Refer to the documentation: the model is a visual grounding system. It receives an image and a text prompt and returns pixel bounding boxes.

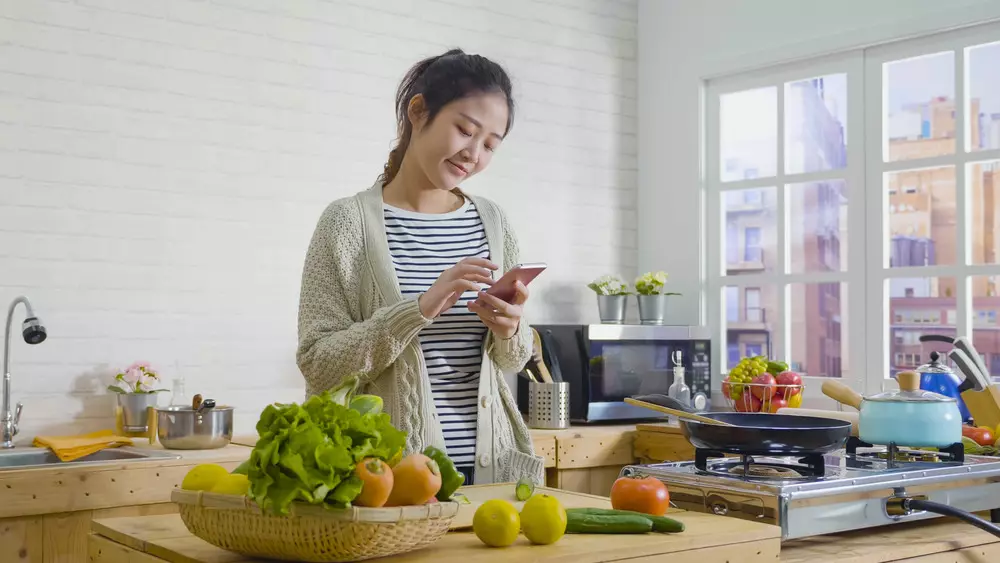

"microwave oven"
[517,324,712,424]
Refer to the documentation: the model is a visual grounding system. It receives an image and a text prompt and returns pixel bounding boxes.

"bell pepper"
[423,446,464,501]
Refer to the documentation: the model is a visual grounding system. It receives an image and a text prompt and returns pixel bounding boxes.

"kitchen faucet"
[3,296,47,448]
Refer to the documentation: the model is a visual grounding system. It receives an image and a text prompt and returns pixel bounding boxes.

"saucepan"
[146,394,233,450]
[822,370,962,447]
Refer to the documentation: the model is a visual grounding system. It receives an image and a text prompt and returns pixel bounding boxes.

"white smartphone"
[483,262,547,303]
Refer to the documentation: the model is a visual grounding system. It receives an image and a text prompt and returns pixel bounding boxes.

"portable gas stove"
[620,437,1000,540]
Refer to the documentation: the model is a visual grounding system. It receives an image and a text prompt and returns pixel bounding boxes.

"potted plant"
[108,361,167,433]
[587,275,631,324]
[634,271,681,325]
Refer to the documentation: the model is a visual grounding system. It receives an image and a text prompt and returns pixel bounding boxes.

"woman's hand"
[468,280,528,340]
[418,257,497,319]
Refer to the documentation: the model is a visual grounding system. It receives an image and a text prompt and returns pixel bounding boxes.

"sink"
[0,447,180,470]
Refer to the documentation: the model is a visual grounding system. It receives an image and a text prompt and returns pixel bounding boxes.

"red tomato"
[734,392,762,413]
[768,397,788,414]
[963,425,995,446]
[610,476,670,516]
[776,371,803,396]
[721,376,735,398]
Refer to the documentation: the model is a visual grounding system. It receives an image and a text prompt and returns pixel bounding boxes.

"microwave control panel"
[686,341,712,403]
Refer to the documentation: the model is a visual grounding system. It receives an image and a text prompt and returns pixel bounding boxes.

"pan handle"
[821,380,864,411]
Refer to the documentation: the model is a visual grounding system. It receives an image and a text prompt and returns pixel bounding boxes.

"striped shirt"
[384,199,489,467]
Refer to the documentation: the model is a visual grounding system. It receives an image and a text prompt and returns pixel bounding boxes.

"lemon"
[519,493,567,545]
[473,499,520,547]
[787,393,803,408]
[181,464,230,491]
[208,473,250,496]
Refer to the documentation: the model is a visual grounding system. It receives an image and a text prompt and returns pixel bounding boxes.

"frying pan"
[631,394,852,455]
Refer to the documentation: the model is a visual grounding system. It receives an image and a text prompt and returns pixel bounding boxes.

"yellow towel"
[33,429,134,462]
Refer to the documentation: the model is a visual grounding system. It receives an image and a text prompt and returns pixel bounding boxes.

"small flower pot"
[637,294,669,325]
[117,392,159,433]
[596,295,627,324]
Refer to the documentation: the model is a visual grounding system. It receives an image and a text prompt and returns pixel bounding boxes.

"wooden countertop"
[0,443,251,518]
[90,507,1000,562]
[90,484,782,563]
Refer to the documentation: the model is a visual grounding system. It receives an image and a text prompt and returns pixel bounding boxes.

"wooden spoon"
[624,397,732,426]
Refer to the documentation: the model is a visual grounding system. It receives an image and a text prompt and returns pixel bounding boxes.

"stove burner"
[726,464,804,479]
[694,448,826,480]
[845,437,965,467]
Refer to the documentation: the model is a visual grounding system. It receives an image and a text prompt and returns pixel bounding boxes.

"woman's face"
[408,92,509,190]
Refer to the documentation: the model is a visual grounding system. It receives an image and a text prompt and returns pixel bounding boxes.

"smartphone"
[483,262,547,303]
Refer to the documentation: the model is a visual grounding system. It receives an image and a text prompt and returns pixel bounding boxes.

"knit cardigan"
[296,182,544,485]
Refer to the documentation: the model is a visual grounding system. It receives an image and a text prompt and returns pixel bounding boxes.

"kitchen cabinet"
[0,444,250,562]
[633,422,693,463]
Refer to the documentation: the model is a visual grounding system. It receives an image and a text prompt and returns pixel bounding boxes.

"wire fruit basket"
[723,382,805,413]
[171,489,459,562]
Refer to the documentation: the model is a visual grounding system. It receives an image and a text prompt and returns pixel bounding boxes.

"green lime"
[516,477,535,501]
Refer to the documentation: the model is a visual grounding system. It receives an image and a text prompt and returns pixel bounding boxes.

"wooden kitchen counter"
[88,485,782,563]
[0,442,251,563]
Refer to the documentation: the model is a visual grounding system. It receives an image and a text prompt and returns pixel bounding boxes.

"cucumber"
[567,508,685,533]
[565,512,653,534]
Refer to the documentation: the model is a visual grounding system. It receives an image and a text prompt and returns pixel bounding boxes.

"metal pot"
[822,371,962,447]
[147,400,233,450]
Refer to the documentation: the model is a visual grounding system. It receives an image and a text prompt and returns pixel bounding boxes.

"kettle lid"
[916,350,954,374]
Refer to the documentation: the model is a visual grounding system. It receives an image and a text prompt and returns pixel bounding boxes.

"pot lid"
[915,351,954,374]
[867,370,956,403]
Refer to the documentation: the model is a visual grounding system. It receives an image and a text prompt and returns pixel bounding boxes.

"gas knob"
[711,502,728,515]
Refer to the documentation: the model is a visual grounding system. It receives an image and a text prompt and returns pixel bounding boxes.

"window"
[725,286,739,321]
[745,343,763,357]
[707,21,1000,394]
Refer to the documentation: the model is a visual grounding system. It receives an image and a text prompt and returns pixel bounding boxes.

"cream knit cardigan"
[296,182,544,485]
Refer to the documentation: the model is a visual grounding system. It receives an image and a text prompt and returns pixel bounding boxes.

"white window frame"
[706,50,867,403]
[705,20,1000,403]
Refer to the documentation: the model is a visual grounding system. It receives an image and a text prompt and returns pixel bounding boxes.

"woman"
[296,49,543,486]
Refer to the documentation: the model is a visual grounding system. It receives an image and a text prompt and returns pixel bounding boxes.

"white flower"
[137,373,157,392]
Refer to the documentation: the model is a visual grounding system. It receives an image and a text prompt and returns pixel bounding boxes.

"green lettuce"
[246,378,406,515]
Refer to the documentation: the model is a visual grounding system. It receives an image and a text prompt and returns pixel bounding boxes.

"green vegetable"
[963,436,985,455]
[766,360,789,374]
[515,477,535,501]
[246,377,407,515]
[231,459,249,475]
[349,394,383,415]
[566,512,653,534]
[422,446,465,501]
[567,508,684,533]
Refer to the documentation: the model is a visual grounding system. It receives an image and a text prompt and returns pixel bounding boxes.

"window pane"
[885,51,956,162]
[723,188,776,275]
[968,42,1000,152]
[886,166,955,267]
[721,87,777,181]
[785,74,848,174]
[972,275,1000,381]
[888,277,956,377]
[789,180,848,273]
[790,282,846,378]
[724,285,781,369]
[971,161,1000,264]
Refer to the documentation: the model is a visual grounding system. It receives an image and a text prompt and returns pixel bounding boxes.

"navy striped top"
[384,199,488,467]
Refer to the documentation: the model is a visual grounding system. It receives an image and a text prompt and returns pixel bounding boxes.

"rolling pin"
[776,408,860,437]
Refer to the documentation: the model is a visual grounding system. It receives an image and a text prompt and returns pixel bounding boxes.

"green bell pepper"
[423,446,464,501]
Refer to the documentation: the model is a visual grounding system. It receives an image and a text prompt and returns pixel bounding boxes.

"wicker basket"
[171,489,460,562]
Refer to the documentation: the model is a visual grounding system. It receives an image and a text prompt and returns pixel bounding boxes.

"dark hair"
[379,48,515,185]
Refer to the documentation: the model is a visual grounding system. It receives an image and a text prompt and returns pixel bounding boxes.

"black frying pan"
[633,394,852,455]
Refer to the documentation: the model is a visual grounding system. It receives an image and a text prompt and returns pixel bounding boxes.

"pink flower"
[121,367,142,387]
[127,361,151,372]
[137,373,157,392]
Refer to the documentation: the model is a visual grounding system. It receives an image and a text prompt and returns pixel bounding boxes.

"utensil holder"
[528,381,570,429]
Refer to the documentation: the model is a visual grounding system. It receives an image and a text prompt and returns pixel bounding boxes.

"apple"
[776,371,803,397]
[722,376,739,399]
[750,373,777,401]
[734,392,762,413]
[768,397,788,413]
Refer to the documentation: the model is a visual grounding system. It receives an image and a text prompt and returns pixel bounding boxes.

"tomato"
[734,392,762,412]
[385,453,442,506]
[750,374,777,401]
[353,457,394,507]
[963,425,995,447]
[768,397,788,413]
[610,476,670,516]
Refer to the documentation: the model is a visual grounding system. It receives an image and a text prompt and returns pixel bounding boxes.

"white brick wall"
[0,0,638,441]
